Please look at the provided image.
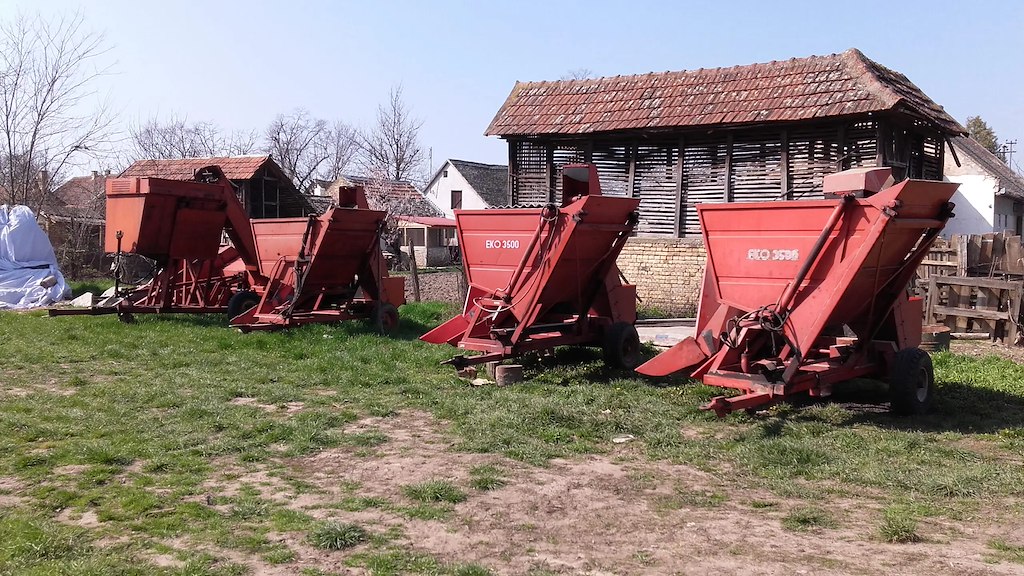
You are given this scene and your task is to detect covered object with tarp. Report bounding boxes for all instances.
[0,205,69,309]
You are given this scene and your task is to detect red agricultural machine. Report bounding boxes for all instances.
[421,164,642,369]
[229,193,405,332]
[49,168,257,322]
[50,166,404,333]
[637,167,958,416]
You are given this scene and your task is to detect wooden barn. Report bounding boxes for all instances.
[487,48,965,237]
[485,49,966,313]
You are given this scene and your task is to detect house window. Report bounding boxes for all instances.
[451,190,463,210]
[442,170,448,178]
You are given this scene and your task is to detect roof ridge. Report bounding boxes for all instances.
[841,48,902,109]
[450,159,507,169]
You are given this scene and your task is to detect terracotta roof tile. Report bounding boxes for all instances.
[486,49,964,137]
[120,155,271,180]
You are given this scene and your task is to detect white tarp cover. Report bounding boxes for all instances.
[0,204,69,309]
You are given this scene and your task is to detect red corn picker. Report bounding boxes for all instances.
[50,166,404,333]
[228,186,405,332]
[637,167,958,416]
[49,166,259,322]
[421,164,642,369]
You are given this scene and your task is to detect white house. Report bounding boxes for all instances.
[422,159,509,218]
[943,136,1024,237]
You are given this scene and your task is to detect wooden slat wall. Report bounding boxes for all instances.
[551,144,586,199]
[632,142,678,235]
[511,140,549,205]
[505,117,944,236]
[591,142,631,197]
[730,132,783,203]
[787,126,840,200]
[680,136,728,235]
[843,121,877,169]
[922,136,943,180]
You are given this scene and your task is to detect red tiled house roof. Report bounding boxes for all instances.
[119,156,270,180]
[44,173,110,218]
[486,49,963,137]
[335,175,442,218]
[119,155,312,217]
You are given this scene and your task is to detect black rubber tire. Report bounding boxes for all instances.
[602,322,642,369]
[889,347,935,415]
[227,290,260,320]
[373,302,400,335]
[117,311,135,324]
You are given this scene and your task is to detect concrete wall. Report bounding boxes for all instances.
[616,237,706,316]
[943,174,996,237]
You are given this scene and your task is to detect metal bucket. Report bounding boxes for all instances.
[920,325,951,352]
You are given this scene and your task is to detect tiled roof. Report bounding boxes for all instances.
[337,175,442,218]
[950,136,1024,200]
[486,49,964,137]
[120,156,271,180]
[449,159,508,207]
[304,194,334,215]
[44,173,109,218]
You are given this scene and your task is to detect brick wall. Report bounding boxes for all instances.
[617,237,706,316]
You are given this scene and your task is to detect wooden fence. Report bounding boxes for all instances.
[918,232,1024,344]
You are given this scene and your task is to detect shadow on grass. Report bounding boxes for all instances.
[139,313,232,329]
[766,377,1024,435]
[134,302,446,341]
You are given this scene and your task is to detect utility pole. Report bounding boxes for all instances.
[998,140,1017,166]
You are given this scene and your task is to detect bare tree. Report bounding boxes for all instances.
[358,85,426,183]
[128,114,260,161]
[264,108,357,192]
[560,68,595,81]
[0,12,115,211]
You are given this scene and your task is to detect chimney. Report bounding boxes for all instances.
[91,170,98,180]
[104,169,111,176]
[37,169,49,192]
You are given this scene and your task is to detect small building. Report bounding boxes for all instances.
[312,174,454,267]
[943,136,1024,237]
[397,215,458,267]
[121,155,312,218]
[38,170,111,275]
[486,48,965,313]
[422,159,509,218]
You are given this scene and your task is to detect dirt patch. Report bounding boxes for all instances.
[1,381,76,397]
[0,475,27,508]
[401,270,465,304]
[951,339,1024,364]
[208,410,1021,576]
[56,508,101,528]
[228,397,304,414]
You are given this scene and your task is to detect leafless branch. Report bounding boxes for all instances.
[264,108,357,192]
[0,11,116,211]
[358,85,426,183]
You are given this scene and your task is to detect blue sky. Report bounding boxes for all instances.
[4,0,1023,174]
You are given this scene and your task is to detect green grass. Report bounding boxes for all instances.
[308,521,369,550]
[401,480,468,504]
[782,506,838,532]
[468,464,507,491]
[878,507,922,543]
[2,303,1024,572]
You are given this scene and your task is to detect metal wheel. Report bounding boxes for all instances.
[602,322,641,369]
[888,347,934,415]
[227,290,260,320]
[373,302,400,335]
